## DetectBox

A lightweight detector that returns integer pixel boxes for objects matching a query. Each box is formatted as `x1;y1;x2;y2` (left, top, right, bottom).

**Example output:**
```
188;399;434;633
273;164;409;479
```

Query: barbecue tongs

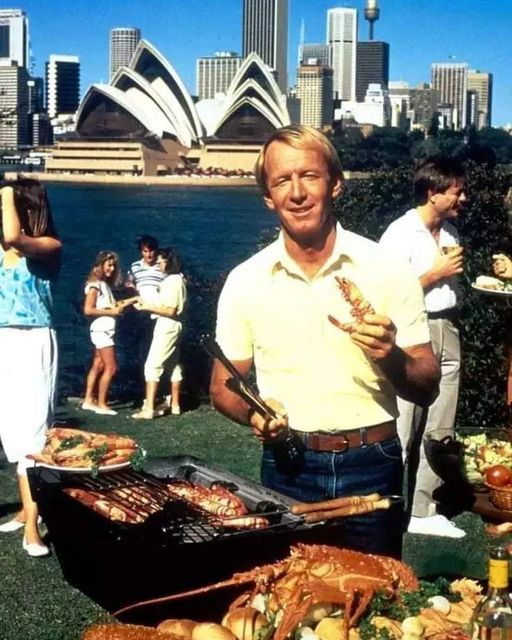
203;337;280;421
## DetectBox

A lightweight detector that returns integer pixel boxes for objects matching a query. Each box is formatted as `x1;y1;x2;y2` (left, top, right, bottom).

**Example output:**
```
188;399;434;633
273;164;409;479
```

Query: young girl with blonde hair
82;251;137;415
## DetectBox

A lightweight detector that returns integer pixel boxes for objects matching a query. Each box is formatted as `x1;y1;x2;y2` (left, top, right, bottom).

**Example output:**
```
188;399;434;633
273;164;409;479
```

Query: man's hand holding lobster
328;275;440;406
328;276;397;363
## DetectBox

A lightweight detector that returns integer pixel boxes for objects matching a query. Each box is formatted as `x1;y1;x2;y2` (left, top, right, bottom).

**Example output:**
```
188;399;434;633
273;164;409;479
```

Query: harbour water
45;183;277;398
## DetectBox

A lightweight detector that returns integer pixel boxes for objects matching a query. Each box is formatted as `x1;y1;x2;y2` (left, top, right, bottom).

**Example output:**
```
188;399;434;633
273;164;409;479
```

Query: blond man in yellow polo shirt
210;125;440;557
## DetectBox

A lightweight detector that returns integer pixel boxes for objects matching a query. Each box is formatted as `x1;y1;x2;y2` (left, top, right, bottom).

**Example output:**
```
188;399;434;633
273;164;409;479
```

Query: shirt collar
405;208;430;232
270;222;352;279
136;259;158;269
406;208;455;239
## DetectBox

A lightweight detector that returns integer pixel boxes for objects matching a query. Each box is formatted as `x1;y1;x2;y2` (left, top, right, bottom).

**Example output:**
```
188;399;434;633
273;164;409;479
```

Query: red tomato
486;464;512;487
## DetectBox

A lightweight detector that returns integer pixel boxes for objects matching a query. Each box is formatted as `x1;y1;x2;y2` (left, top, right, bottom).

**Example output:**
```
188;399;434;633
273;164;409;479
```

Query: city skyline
7;0;511;125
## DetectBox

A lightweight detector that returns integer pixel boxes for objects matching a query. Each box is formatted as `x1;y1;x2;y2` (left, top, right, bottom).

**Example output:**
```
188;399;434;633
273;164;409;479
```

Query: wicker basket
485;483;512;511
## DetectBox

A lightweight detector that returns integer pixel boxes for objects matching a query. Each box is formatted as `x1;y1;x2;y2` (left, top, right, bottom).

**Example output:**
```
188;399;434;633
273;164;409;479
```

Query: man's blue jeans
261;435;404;558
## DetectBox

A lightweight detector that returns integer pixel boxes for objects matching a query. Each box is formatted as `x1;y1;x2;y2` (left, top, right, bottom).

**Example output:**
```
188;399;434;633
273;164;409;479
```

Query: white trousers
0;327;58;474
398;318;460;518
144;320;183;383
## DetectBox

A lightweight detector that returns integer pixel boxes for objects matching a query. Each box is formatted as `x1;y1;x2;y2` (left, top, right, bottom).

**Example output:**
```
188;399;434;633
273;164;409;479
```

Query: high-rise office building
242;0;288;93
409;83;440;131
45;55;80;119
27;75;47;147
0;63;29;148
299;43;329;66
431;62;468;130
110;27;141;80
196;52;243;100
327;8;357;102
356;41;389;102
0;9;29;68
388;81;410;128
31;112;53;146
286;89;301;124
466;90;479;131
467;69;492;129
296;61;333;128
27;76;43;113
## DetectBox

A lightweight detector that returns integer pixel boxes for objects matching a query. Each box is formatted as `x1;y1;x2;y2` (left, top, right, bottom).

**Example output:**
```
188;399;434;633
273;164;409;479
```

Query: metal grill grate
63;469;302;543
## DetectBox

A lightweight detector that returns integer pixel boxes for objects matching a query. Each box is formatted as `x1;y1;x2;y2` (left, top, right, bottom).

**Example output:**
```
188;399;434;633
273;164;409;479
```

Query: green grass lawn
0;400;507;640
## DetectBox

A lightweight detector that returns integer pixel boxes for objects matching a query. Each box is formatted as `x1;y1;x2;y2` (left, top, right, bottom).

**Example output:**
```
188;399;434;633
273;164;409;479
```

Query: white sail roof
76;43;290;147
111;66;192;146
130;40;204;142
207;53;290;137
76;84;170;138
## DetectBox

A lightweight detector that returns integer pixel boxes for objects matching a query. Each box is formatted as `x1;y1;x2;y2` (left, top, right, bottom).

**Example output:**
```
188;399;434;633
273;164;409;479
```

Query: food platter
471;283;512;297
27;427;146;474
34;460;132;474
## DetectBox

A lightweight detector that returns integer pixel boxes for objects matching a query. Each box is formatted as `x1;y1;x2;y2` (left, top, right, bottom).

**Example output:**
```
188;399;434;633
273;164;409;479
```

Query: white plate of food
34;460;133;473
471;284;512;297
471;276;512;296
27;427;145;474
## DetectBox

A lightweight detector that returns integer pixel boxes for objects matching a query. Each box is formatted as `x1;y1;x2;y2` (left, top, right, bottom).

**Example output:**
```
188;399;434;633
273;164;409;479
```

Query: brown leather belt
293;421;397;453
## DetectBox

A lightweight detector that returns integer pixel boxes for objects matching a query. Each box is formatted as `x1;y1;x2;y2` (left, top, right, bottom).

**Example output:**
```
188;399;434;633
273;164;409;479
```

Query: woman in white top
132;248;187;418
82;251;137;415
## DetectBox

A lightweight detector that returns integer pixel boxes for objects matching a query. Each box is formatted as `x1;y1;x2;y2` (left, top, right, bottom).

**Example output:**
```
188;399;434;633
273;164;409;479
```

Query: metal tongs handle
203;336;279;420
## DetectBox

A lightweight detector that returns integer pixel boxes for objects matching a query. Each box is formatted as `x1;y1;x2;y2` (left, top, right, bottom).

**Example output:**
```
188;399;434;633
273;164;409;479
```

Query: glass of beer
441;245;460;255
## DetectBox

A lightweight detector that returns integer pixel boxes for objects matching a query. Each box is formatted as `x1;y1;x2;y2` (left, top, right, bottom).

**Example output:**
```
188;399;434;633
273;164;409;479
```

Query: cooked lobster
114;543;418;639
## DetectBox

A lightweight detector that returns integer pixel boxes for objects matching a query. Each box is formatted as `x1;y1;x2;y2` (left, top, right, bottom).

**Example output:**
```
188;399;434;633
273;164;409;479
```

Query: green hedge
334;163;512;432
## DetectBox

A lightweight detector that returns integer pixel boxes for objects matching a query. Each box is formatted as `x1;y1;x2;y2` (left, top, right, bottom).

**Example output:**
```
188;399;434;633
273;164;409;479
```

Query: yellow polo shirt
216;223;429;433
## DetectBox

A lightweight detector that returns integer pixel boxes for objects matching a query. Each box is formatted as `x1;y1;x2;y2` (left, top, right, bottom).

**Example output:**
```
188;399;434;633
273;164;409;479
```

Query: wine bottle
471;546;512;639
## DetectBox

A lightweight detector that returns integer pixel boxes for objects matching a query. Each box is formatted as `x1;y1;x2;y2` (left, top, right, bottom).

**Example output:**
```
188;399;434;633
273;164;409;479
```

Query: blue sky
9;0;512;126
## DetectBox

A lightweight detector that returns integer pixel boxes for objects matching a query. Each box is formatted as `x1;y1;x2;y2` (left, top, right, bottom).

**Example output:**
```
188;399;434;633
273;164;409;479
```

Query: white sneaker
0;515;42;533
94;407;117;416
23;536;50;557
0;518;25;533
407;515;466;539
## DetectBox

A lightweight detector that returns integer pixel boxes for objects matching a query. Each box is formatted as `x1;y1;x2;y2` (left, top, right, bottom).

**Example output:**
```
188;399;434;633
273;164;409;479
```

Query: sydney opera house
45;40;291;176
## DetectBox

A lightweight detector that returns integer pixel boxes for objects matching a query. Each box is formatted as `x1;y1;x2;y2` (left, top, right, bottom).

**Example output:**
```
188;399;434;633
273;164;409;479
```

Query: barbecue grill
28;455;346;623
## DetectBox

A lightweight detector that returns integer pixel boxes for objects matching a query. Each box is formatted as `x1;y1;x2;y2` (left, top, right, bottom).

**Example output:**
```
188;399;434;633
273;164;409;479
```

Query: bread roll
81;623;180;639
221;607;267;640
315;618;346;640
157;619;197;639
191;623;237;640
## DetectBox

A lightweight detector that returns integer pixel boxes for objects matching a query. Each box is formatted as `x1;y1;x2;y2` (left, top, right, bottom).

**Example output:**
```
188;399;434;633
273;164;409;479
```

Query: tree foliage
332;126;512;172
334;163;512;432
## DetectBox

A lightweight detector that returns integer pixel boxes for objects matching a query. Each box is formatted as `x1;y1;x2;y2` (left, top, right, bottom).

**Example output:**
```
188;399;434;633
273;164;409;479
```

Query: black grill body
28;455;345;623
